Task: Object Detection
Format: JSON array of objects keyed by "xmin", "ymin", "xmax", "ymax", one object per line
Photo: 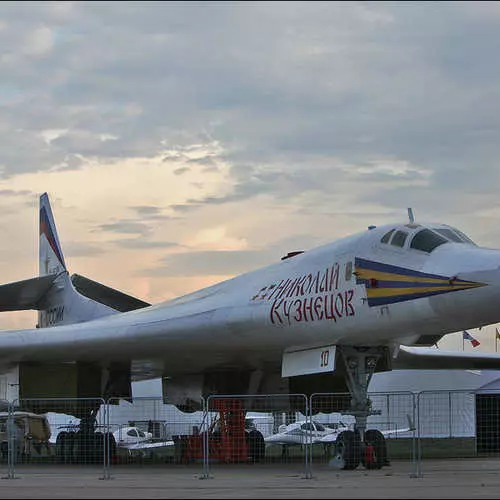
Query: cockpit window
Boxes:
[
  {"xmin": 410, "ymin": 229, "xmax": 448, "ymax": 253},
  {"xmin": 391, "ymin": 230, "xmax": 408, "ymax": 248},
  {"xmin": 380, "ymin": 229, "xmax": 395, "ymax": 244},
  {"xmin": 431, "ymin": 226, "xmax": 475, "ymax": 245},
  {"xmin": 453, "ymin": 228, "xmax": 476, "ymax": 245},
  {"xmin": 434, "ymin": 228, "xmax": 464, "ymax": 243}
]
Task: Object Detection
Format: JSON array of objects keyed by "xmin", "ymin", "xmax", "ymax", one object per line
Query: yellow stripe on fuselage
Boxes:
[
  {"xmin": 366, "ymin": 282, "xmax": 484, "ymax": 298},
  {"xmin": 354, "ymin": 267, "xmax": 463, "ymax": 285}
]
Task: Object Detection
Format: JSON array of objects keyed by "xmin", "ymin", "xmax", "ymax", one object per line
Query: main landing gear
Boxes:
[
  {"xmin": 330, "ymin": 346, "xmax": 390, "ymax": 470},
  {"xmin": 55, "ymin": 411, "xmax": 116, "ymax": 465}
]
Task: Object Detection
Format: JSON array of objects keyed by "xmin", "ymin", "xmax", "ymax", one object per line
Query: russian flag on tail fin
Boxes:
[
  {"xmin": 0, "ymin": 192, "xmax": 141, "ymax": 327},
  {"xmin": 39, "ymin": 193, "xmax": 66, "ymax": 276}
]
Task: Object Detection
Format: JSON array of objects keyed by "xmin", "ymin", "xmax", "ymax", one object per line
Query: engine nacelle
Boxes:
[{"xmin": 18, "ymin": 361, "xmax": 131, "ymax": 418}]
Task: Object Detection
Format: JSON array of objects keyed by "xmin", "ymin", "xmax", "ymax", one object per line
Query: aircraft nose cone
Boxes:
[{"xmin": 429, "ymin": 263, "xmax": 500, "ymax": 329}]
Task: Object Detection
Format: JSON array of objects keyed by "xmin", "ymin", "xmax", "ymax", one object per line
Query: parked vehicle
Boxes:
[{"xmin": 0, "ymin": 411, "xmax": 52, "ymax": 461}]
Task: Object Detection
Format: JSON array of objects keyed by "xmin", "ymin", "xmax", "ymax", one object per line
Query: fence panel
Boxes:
[
  {"xmin": 4, "ymin": 398, "xmax": 107, "ymax": 479},
  {"xmin": 105, "ymin": 396, "xmax": 206, "ymax": 477},
  {"xmin": 0, "ymin": 403, "xmax": 14, "ymax": 479},
  {"xmin": 4, "ymin": 388, "xmax": 500, "ymax": 479},
  {"xmin": 416, "ymin": 389, "xmax": 500, "ymax": 474},
  {"xmin": 310, "ymin": 392, "xmax": 417, "ymax": 475},
  {"xmin": 205, "ymin": 394, "xmax": 310, "ymax": 478}
]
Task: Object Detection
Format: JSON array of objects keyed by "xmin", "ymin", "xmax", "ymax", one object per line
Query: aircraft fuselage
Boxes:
[{"xmin": 2, "ymin": 221, "xmax": 500, "ymax": 380}]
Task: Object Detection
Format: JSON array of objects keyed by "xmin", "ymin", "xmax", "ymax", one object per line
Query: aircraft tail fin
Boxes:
[
  {"xmin": 36, "ymin": 193, "xmax": 118, "ymax": 327},
  {"xmin": 39, "ymin": 193, "xmax": 66, "ymax": 276},
  {"xmin": 0, "ymin": 193, "xmax": 147, "ymax": 327}
]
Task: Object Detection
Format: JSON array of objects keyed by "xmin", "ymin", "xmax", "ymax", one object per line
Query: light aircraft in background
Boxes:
[
  {"xmin": 263, "ymin": 419, "xmax": 341, "ymax": 461},
  {"xmin": 112, "ymin": 426, "xmax": 174, "ymax": 458},
  {"xmin": 264, "ymin": 419, "xmax": 344, "ymax": 446},
  {"xmin": 264, "ymin": 415, "xmax": 414, "ymax": 467},
  {"xmin": 1, "ymin": 195, "xmax": 500, "ymax": 469},
  {"xmin": 113, "ymin": 426, "xmax": 153, "ymax": 446},
  {"xmin": 264, "ymin": 416, "xmax": 414, "ymax": 446}
]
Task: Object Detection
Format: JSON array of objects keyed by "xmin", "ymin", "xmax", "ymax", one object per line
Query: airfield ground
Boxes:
[{"xmin": 2, "ymin": 459, "xmax": 500, "ymax": 499}]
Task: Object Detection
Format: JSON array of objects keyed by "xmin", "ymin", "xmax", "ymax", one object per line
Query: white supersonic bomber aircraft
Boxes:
[{"xmin": 1, "ymin": 194, "xmax": 500, "ymax": 469}]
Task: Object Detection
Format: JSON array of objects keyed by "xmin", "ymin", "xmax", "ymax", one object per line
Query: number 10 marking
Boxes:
[{"xmin": 320, "ymin": 349, "xmax": 329, "ymax": 367}]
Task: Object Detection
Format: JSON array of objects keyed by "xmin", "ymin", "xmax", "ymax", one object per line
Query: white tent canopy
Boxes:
[{"xmin": 368, "ymin": 369, "xmax": 500, "ymax": 438}]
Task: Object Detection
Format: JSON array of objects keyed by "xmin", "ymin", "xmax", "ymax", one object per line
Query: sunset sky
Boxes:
[{"xmin": 1, "ymin": 1, "xmax": 500, "ymax": 352}]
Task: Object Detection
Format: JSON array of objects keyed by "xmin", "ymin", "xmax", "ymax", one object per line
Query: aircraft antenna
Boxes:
[{"xmin": 407, "ymin": 208, "xmax": 415, "ymax": 223}]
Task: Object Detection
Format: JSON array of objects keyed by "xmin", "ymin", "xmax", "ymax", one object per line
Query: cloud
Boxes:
[
  {"xmin": 173, "ymin": 167, "xmax": 189, "ymax": 176},
  {"xmin": 112, "ymin": 238, "xmax": 178, "ymax": 250},
  {"xmin": 187, "ymin": 225, "xmax": 248, "ymax": 251},
  {"xmin": 2, "ymin": 2, "xmax": 500, "ymax": 329},
  {"xmin": 129, "ymin": 205, "xmax": 175, "ymax": 221},
  {"xmin": 1, "ymin": 1, "xmax": 498, "ymax": 204},
  {"xmin": 0, "ymin": 189, "xmax": 33, "ymax": 197},
  {"xmin": 149, "ymin": 231, "xmax": 322, "ymax": 278},
  {"xmin": 97, "ymin": 220, "xmax": 152, "ymax": 236},
  {"xmin": 186, "ymin": 156, "xmax": 220, "ymax": 173},
  {"xmin": 154, "ymin": 250, "xmax": 274, "ymax": 277},
  {"xmin": 63, "ymin": 241, "xmax": 105, "ymax": 258}
]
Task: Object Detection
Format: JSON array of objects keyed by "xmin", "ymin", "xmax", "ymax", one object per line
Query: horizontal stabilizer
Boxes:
[
  {"xmin": 70, "ymin": 274, "xmax": 151, "ymax": 312},
  {"xmin": 0, "ymin": 275, "xmax": 58, "ymax": 311},
  {"xmin": 395, "ymin": 345, "xmax": 500, "ymax": 371}
]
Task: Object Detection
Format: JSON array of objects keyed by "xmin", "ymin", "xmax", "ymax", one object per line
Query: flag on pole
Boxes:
[
  {"xmin": 496, "ymin": 328, "xmax": 500, "ymax": 341},
  {"xmin": 463, "ymin": 330, "xmax": 480, "ymax": 348}
]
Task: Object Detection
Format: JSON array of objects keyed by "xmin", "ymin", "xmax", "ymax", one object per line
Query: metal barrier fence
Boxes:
[
  {"xmin": 415, "ymin": 389, "xmax": 500, "ymax": 475},
  {"xmin": 107, "ymin": 396, "xmax": 206, "ymax": 477},
  {"xmin": 310, "ymin": 391, "xmax": 417, "ymax": 476},
  {"xmin": 3, "ymin": 398, "xmax": 108, "ymax": 479},
  {"xmin": 2, "ymin": 390, "xmax": 500, "ymax": 479},
  {"xmin": 204, "ymin": 394, "xmax": 310, "ymax": 478}
]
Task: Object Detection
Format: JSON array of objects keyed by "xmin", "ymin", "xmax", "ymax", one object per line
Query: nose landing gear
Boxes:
[{"xmin": 330, "ymin": 346, "xmax": 390, "ymax": 470}]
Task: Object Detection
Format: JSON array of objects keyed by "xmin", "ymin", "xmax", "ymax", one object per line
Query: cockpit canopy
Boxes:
[{"xmin": 379, "ymin": 224, "xmax": 475, "ymax": 253}]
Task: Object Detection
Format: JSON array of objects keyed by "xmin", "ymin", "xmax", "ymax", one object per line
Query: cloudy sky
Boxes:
[{"xmin": 0, "ymin": 1, "xmax": 499, "ymax": 351}]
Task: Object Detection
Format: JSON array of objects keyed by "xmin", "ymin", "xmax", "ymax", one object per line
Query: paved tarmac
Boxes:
[{"xmin": 1, "ymin": 459, "xmax": 500, "ymax": 498}]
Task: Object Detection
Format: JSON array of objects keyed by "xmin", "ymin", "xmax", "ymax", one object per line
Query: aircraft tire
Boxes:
[
  {"xmin": 104, "ymin": 432, "xmax": 117, "ymax": 464},
  {"xmin": 0, "ymin": 441, "xmax": 8, "ymax": 462},
  {"xmin": 335, "ymin": 430, "xmax": 361, "ymax": 470},
  {"xmin": 73, "ymin": 431, "xmax": 85, "ymax": 464},
  {"xmin": 92, "ymin": 432, "xmax": 105, "ymax": 464},
  {"xmin": 363, "ymin": 429, "xmax": 388, "ymax": 469},
  {"xmin": 57, "ymin": 431, "xmax": 76, "ymax": 464},
  {"xmin": 246, "ymin": 430, "xmax": 265, "ymax": 463},
  {"xmin": 55, "ymin": 431, "xmax": 66, "ymax": 463},
  {"xmin": 176, "ymin": 403, "xmax": 200, "ymax": 414},
  {"xmin": 70, "ymin": 431, "xmax": 104, "ymax": 464}
]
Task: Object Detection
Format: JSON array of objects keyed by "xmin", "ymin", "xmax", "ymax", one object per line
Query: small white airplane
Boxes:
[
  {"xmin": 264, "ymin": 416, "xmax": 413, "ymax": 446},
  {"xmin": 264, "ymin": 415, "xmax": 414, "ymax": 469},
  {"xmin": 264, "ymin": 420, "xmax": 345, "ymax": 446},
  {"xmin": 318, "ymin": 415, "xmax": 415, "ymax": 444},
  {"xmin": 1, "ymin": 194, "xmax": 500, "ymax": 469},
  {"xmin": 113, "ymin": 426, "xmax": 153, "ymax": 446},
  {"xmin": 112, "ymin": 426, "xmax": 174, "ymax": 457}
]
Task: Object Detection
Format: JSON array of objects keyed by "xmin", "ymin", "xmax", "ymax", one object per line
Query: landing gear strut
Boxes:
[
  {"xmin": 55, "ymin": 409, "xmax": 116, "ymax": 465},
  {"xmin": 332, "ymin": 346, "xmax": 389, "ymax": 470}
]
